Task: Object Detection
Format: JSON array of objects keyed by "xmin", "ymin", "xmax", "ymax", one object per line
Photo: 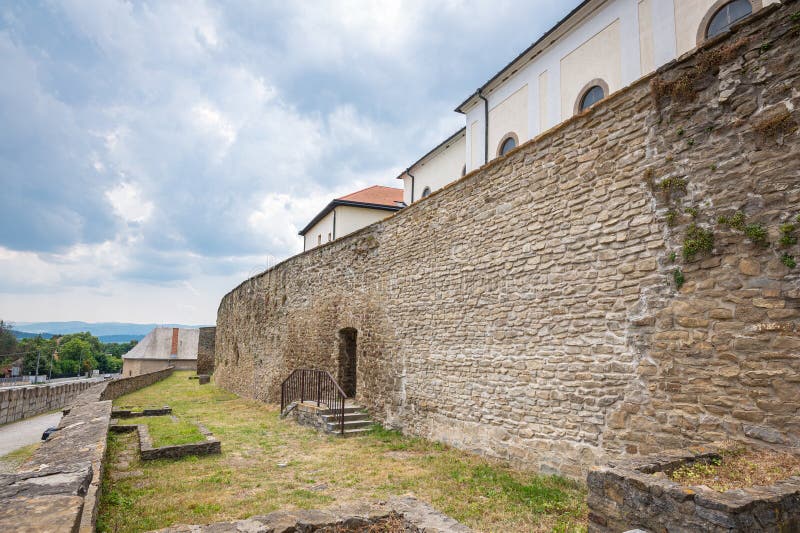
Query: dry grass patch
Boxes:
[
  {"xmin": 669, "ymin": 444, "xmax": 800, "ymax": 492},
  {"xmin": 0, "ymin": 442, "xmax": 40, "ymax": 473},
  {"xmin": 650, "ymin": 37, "xmax": 750, "ymax": 103},
  {"xmin": 98, "ymin": 372, "xmax": 586, "ymax": 532}
]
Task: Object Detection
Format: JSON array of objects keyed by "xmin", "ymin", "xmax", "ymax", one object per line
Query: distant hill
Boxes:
[
  {"xmin": 10, "ymin": 322, "xmax": 210, "ymax": 344},
  {"xmin": 11, "ymin": 330, "xmax": 53, "ymax": 340},
  {"xmin": 97, "ymin": 334, "xmax": 145, "ymax": 343}
]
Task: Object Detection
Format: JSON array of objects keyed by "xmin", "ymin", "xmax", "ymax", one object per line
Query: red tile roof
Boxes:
[
  {"xmin": 338, "ymin": 185, "xmax": 403, "ymax": 207},
  {"xmin": 299, "ymin": 185, "xmax": 405, "ymax": 236}
]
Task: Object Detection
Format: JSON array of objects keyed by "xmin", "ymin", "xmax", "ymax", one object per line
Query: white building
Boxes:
[
  {"xmin": 300, "ymin": 186, "xmax": 404, "ymax": 251},
  {"xmin": 397, "ymin": 128, "xmax": 466, "ymax": 205},
  {"xmin": 398, "ymin": 0, "xmax": 772, "ymax": 200}
]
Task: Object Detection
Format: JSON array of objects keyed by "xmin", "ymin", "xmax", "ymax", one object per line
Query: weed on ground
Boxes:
[{"xmin": 669, "ymin": 444, "xmax": 800, "ymax": 491}]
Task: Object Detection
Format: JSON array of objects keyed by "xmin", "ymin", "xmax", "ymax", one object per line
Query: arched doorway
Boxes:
[{"xmin": 337, "ymin": 328, "xmax": 357, "ymax": 397}]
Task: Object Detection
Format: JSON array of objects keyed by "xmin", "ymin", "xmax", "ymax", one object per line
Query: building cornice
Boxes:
[{"xmin": 455, "ymin": 0, "xmax": 602, "ymax": 114}]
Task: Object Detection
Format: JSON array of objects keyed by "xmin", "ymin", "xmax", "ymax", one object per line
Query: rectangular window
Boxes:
[
  {"xmin": 328, "ymin": 232, "xmax": 332, "ymax": 241},
  {"xmin": 317, "ymin": 235, "xmax": 321, "ymax": 245}
]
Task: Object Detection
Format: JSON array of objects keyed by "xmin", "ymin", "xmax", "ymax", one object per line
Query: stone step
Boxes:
[
  {"xmin": 319, "ymin": 406, "xmax": 365, "ymax": 416},
  {"xmin": 338, "ymin": 427, "xmax": 372, "ymax": 438},
  {"xmin": 320, "ymin": 412, "xmax": 369, "ymax": 422},
  {"xmin": 325, "ymin": 419, "xmax": 372, "ymax": 431}
]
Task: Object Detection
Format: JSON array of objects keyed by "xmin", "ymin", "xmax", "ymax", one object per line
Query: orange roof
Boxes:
[{"xmin": 337, "ymin": 185, "xmax": 403, "ymax": 207}]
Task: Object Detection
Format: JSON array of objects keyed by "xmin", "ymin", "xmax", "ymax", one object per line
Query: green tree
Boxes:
[
  {"xmin": 102, "ymin": 340, "xmax": 137, "ymax": 358},
  {"xmin": 59, "ymin": 338, "xmax": 96, "ymax": 376},
  {"xmin": 11, "ymin": 331, "xmax": 131, "ymax": 378},
  {"xmin": 18, "ymin": 336, "xmax": 54, "ymax": 376},
  {"xmin": 0, "ymin": 320, "xmax": 17, "ymax": 356}
]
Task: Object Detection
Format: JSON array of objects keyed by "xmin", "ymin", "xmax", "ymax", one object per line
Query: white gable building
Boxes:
[{"xmin": 397, "ymin": 0, "xmax": 773, "ymax": 201}]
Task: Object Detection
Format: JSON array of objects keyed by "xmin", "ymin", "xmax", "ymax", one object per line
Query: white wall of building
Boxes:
[
  {"xmin": 303, "ymin": 209, "xmax": 334, "ymax": 251},
  {"xmin": 303, "ymin": 205, "xmax": 396, "ymax": 251},
  {"xmin": 335, "ymin": 205, "xmax": 395, "ymax": 236},
  {"xmin": 461, "ymin": 0, "xmax": 768, "ymax": 172},
  {"xmin": 401, "ymin": 133, "xmax": 466, "ymax": 204},
  {"xmin": 489, "ymin": 86, "xmax": 528, "ymax": 158}
]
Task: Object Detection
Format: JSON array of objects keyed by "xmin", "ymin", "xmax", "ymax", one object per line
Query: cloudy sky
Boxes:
[{"xmin": 1, "ymin": 1, "xmax": 571, "ymax": 325}]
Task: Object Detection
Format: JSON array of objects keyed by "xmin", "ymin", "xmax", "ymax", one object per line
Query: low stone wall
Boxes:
[
  {"xmin": 111, "ymin": 406, "xmax": 172, "ymax": 418},
  {"xmin": 137, "ymin": 422, "xmax": 220, "ymax": 460},
  {"xmin": 587, "ymin": 444, "xmax": 800, "ymax": 532},
  {"xmin": 111, "ymin": 418, "xmax": 221, "ymax": 461},
  {"xmin": 0, "ymin": 379, "xmax": 100, "ymax": 425},
  {"xmin": 0, "ymin": 368, "xmax": 175, "ymax": 532},
  {"xmin": 197, "ymin": 327, "xmax": 216, "ymax": 375},
  {"xmin": 102, "ymin": 367, "xmax": 173, "ymax": 401},
  {"xmin": 289, "ymin": 401, "xmax": 327, "ymax": 432}
]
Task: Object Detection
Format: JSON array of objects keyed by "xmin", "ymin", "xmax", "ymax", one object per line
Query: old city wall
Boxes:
[
  {"xmin": 0, "ymin": 379, "xmax": 98, "ymax": 425},
  {"xmin": 0, "ymin": 368, "xmax": 176, "ymax": 532},
  {"xmin": 215, "ymin": 3, "xmax": 799, "ymax": 478},
  {"xmin": 197, "ymin": 326, "xmax": 217, "ymax": 375}
]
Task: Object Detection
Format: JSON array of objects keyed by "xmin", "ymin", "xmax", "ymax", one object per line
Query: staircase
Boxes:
[
  {"xmin": 281, "ymin": 369, "xmax": 373, "ymax": 437},
  {"xmin": 319, "ymin": 401, "xmax": 372, "ymax": 437}
]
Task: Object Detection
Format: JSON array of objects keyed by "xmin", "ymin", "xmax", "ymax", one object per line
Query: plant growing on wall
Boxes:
[
  {"xmin": 665, "ymin": 210, "xmax": 678, "ymax": 226},
  {"xmin": 718, "ymin": 211, "xmax": 746, "ymax": 231},
  {"xmin": 753, "ymin": 108, "xmax": 797, "ymax": 138},
  {"xmin": 659, "ymin": 177, "xmax": 688, "ymax": 203},
  {"xmin": 743, "ymin": 224, "xmax": 769, "ymax": 247},
  {"xmin": 683, "ymin": 224, "xmax": 714, "ymax": 261},
  {"xmin": 779, "ymin": 224, "xmax": 797, "ymax": 247},
  {"xmin": 650, "ymin": 37, "xmax": 750, "ymax": 103},
  {"xmin": 673, "ymin": 268, "xmax": 685, "ymax": 289}
]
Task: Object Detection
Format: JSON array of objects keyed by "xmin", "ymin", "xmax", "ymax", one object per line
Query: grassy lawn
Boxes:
[
  {"xmin": 0, "ymin": 442, "xmax": 40, "ymax": 473},
  {"xmin": 117, "ymin": 416, "xmax": 204, "ymax": 447},
  {"xmin": 98, "ymin": 371, "xmax": 587, "ymax": 532}
]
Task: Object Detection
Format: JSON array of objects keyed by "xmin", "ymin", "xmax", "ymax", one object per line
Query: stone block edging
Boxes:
[
  {"xmin": 587, "ymin": 442, "xmax": 800, "ymax": 532},
  {"xmin": 110, "ymin": 419, "xmax": 221, "ymax": 461},
  {"xmin": 111, "ymin": 406, "xmax": 172, "ymax": 418}
]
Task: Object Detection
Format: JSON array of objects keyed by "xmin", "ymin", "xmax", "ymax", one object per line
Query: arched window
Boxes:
[
  {"xmin": 421, "ymin": 186, "xmax": 432, "ymax": 198},
  {"xmin": 704, "ymin": 0, "xmax": 752, "ymax": 40},
  {"xmin": 461, "ymin": 165, "xmax": 466, "ymax": 177},
  {"xmin": 574, "ymin": 79, "xmax": 610, "ymax": 115},
  {"xmin": 497, "ymin": 134, "xmax": 518, "ymax": 156},
  {"xmin": 579, "ymin": 85, "xmax": 605, "ymax": 111}
]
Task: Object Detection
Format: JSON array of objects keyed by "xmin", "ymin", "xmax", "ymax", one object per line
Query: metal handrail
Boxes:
[{"xmin": 280, "ymin": 368, "xmax": 346, "ymax": 435}]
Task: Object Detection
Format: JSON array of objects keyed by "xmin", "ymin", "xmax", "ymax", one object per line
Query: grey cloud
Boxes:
[{"xmin": 1, "ymin": 0, "xmax": 574, "ymax": 299}]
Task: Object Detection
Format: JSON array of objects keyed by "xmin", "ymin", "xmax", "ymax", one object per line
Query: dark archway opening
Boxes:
[{"xmin": 337, "ymin": 328, "xmax": 358, "ymax": 397}]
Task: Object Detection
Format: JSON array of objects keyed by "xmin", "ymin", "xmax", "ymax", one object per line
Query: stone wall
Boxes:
[
  {"xmin": 121, "ymin": 358, "xmax": 194, "ymax": 378},
  {"xmin": 0, "ymin": 379, "xmax": 100, "ymax": 425},
  {"xmin": 215, "ymin": 2, "xmax": 800, "ymax": 478},
  {"xmin": 102, "ymin": 367, "xmax": 174, "ymax": 401},
  {"xmin": 0, "ymin": 368, "xmax": 176, "ymax": 532},
  {"xmin": 587, "ymin": 444, "xmax": 800, "ymax": 532},
  {"xmin": 197, "ymin": 326, "xmax": 216, "ymax": 375}
]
